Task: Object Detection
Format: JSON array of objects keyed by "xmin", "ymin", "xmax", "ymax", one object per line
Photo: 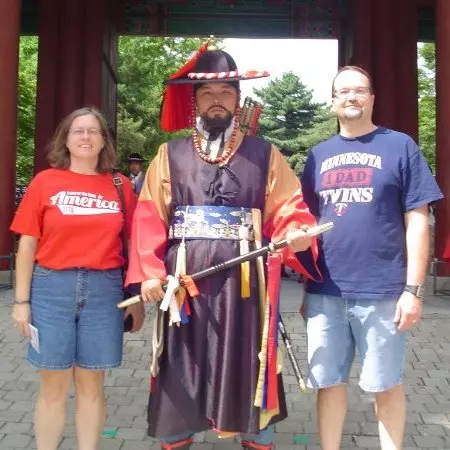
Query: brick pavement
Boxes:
[{"xmin": 1, "ymin": 273, "xmax": 450, "ymax": 449}]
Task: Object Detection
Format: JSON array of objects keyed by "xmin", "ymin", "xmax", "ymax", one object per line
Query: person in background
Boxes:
[
  {"xmin": 10, "ymin": 106, "xmax": 145, "ymax": 450},
  {"xmin": 127, "ymin": 152, "xmax": 146, "ymax": 194}
]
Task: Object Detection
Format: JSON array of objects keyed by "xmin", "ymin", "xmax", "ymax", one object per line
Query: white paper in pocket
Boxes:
[{"xmin": 29, "ymin": 324, "xmax": 40, "ymax": 354}]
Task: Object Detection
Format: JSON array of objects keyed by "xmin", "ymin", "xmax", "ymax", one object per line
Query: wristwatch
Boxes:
[{"xmin": 404, "ymin": 284, "xmax": 425, "ymax": 299}]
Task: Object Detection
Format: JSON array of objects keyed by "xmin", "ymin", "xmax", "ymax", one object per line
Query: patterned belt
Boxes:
[{"xmin": 168, "ymin": 205, "xmax": 255, "ymax": 241}]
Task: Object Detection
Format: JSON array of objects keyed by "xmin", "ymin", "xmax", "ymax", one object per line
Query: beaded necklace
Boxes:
[{"xmin": 191, "ymin": 104, "xmax": 241, "ymax": 165}]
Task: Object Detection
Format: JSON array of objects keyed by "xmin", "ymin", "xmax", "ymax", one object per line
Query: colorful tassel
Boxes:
[
  {"xmin": 266, "ymin": 254, "xmax": 281, "ymax": 410},
  {"xmin": 175, "ymin": 241, "xmax": 187, "ymax": 277},
  {"xmin": 169, "ymin": 294, "xmax": 181, "ymax": 326},
  {"xmin": 181, "ymin": 275, "xmax": 200, "ymax": 297},
  {"xmin": 254, "ymin": 300, "xmax": 270, "ymax": 408},
  {"xmin": 239, "ymin": 224, "xmax": 251, "ymax": 298},
  {"xmin": 160, "ymin": 41, "xmax": 210, "ymax": 132},
  {"xmin": 150, "ymin": 308, "xmax": 165, "ymax": 376},
  {"xmin": 175, "ymin": 240, "xmax": 189, "ymax": 323},
  {"xmin": 160, "ymin": 275, "xmax": 179, "ymax": 312}
]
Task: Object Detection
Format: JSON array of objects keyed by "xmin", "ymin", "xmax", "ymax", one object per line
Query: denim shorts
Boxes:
[
  {"xmin": 304, "ymin": 293, "xmax": 407, "ymax": 392},
  {"xmin": 28, "ymin": 264, "xmax": 125, "ymax": 370}
]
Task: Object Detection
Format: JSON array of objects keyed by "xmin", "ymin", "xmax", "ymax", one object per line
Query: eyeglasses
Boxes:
[
  {"xmin": 69, "ymin": 129, "xmax": 103, "ymax": 137},
  {"xmin": 333, "ymin": 87, "xmax": 371, "ymax": 99}
]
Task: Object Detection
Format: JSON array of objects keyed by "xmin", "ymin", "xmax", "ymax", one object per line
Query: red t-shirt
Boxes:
[{"xmin": 10, "ymin": 168, "xmax": 137, "ymax": 270}]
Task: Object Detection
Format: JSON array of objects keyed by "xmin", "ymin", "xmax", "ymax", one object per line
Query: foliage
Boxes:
[
  {"xmin": 17, "ymin": 39, "xmax": 435, "ymax": 181},
  {"xmin": 116, "ymin": 37, "xmax": 208, "ymax": 171},
  {"xmin": 254, "ymin": 71, "xmax": 335, "ymax": 174},
  {"xmin": 16, "ymin": 36, "xmax": 38, "ymax": 185},
  {"xmin": 289, "ymin": 108, "xmax": 337, "ymax": 174},
  {"xmin": 418, "ymin": 42, "xmax": 436, "ymax": 173},
  {"xmin": 15, "ymin": 37, "xmax": 219, "ymax": 181}
]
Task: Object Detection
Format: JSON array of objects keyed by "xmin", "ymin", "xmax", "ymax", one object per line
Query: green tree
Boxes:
[
  {"xmin": 418, "ymin": 42, "xmax": 435, "ymax": 172},
  {"xmin": 253, "ymin": 71, "xmax": 332, "ymax": 173},
  {"xmin": 290, "ymin": 108, "xmax": 337, "ymax": 174},
  {"xmin": 16, "ymin": 36, "xmax": 38, "ymax": 185},
  {"xmin": 117, "ymin": 37, "xmax": 210, "ymax": 169},
  {"xmin": 15, "ymin": 37, "xmax": 220, "ymax": 180}
]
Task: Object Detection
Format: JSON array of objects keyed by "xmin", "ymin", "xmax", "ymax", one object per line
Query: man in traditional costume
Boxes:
[{"xmin": 126, "ymin": 41, "xmax": 320, "ymax": 450}]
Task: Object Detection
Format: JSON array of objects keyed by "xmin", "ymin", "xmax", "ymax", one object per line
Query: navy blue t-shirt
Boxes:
[{"xmin": 301, "ymin": 127, "xmax": 443, "ymax": 300}]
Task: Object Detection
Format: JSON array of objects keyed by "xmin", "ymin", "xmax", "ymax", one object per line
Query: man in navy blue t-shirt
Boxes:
[{"xmin": 300, "ymin": 66, "xmax": 443, "ymax": 450}]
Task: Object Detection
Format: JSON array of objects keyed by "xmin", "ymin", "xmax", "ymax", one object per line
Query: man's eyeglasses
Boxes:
[
  {"xmin": 333, "ymin": 87, "xmax": 371, "ymax": 99},
  {"xmin": 70, "ymin": 129, "xmax": 103, "ymax": 137}
]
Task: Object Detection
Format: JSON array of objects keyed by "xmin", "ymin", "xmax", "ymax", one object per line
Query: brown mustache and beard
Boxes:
[
  {"xmin": 200, "ymin": 107, "xmax": 234, "ymax": 140},
  {"xmin": 342, "ymin": 98, "xmax": 364, "ymax": 120}
]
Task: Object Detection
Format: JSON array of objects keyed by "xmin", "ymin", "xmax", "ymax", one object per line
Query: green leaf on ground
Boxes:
[
  {"xmin": 101, "ymin": 429, "xmax": 118, "ymax": 438},
  {"xmin": 292, "ymin": 434, "xmax": 309, "ymax": 444}
]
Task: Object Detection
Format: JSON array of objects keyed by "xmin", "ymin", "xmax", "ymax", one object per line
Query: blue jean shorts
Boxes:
[
  {"xmin": 304, "ymin": 293, "xmax": 407, "ymax": 392},
  {"xmin": 28, "ymin": 264, "xmax": 125, "ymax": 370}
]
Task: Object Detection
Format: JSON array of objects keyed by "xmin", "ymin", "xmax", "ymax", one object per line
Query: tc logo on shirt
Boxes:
[{"xmin": 50, "ymin": 191, "xmax": 120, "ymax": 215}]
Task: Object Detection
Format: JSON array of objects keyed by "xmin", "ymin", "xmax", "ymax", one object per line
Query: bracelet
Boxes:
[{"xmin": 13, "ymin": 299, "xmax": 30, "ymax": 305}]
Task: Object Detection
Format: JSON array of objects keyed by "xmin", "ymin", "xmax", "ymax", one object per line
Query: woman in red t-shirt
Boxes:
[{"xmin": 10, "ymin": 107, "xmax": 145, "ymax": 450}]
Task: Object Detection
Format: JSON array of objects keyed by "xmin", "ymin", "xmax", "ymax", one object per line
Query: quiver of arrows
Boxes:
[{"xmin": 239, "ymin": 97, "xmax": 264, "ymax": 136}]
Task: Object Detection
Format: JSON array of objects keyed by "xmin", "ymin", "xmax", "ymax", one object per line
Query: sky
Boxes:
[{"xmin": 223, "ymin": 38, "xmax": 338, "ymax": 105}]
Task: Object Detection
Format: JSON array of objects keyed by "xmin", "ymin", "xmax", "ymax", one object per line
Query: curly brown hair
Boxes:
[{"xmin": 47, "ymin": 106, "xmax": 117, "ymax": 173}]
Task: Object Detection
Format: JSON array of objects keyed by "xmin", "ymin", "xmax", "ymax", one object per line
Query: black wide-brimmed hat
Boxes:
[
  {"xmin": 160, "ymin": 40, "xmax": 269, "ymax": 132},
  {"xmin": 166, "ymin": 49, "xmax": 269, "ymax": 85},
  {"xmin": 127, "ymin": 152, "xmax": 146, "ymax": 162}
]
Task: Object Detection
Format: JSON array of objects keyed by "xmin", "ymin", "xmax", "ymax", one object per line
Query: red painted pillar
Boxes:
[
  {"xmin": 396, "ymin": 0, "xmax": 418, "ymax": 142},
  {"xmin": 57, "ymin": 0, "xmax": 85, "ymax": 118},
  {"xmin": 351, "ymin": 0, "xmax": 373, "ymax": 73},
  {"xmin": 0, "ymin": 0, "xmax": 20, "ymax": 263},
  {"xmin": 34, "ymin": 0, "xmax": 108, "ymax": 174},
  {"xmin": 372, "ymin": 0, "xmax": 397, "ymax": 129},
  {"xmin": 84, "ymin": 0, "xmax": 105, "ymax": 107},
  {"xmin": 34, "ymin": 0, "xmax": 60, "ymax": 173},
  {"xmin": 435, "ymin": 0, "xmax": 450, "ymax": 259}
]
